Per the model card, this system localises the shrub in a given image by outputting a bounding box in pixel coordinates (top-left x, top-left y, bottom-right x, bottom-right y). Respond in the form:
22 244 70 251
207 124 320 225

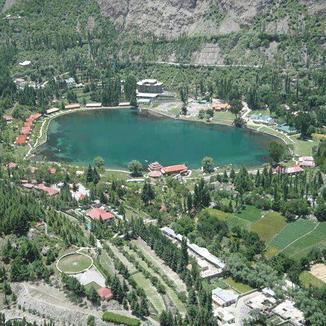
102 312 140 326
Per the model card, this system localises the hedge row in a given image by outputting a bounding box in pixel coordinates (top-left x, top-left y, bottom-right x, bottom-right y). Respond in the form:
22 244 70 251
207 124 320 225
102 312 140 326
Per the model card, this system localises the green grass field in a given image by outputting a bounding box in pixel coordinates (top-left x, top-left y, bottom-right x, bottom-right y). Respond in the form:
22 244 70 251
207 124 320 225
223 277 253 294
233 206 262 222
250 211 287 242
283 222 326 259
268 219 316 250
299 271 326 289
132 272 165 314
57 253 93 273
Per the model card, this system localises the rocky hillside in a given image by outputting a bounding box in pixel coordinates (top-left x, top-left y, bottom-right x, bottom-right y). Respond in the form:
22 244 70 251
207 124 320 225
96 0 326 38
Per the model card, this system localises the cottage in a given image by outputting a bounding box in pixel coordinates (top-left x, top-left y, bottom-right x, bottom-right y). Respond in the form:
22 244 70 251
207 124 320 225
97 287 113 300
2 114 13 123
48 167 56 174
298 156 315 168
36 183 59 197
65 77 76 88
16 134 27 145
161 164 188 175
148 171 163 178
21 126 31 135
46 108 60 115
148 162 163 171
65 103 80 110
86 208 114 221
285 166 304 175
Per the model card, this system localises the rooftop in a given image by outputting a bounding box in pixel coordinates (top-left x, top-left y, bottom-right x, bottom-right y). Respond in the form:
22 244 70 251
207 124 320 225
162 164 188 175
86 208 114 221
272 300 304 325
212 287 238 305
97 287 113 300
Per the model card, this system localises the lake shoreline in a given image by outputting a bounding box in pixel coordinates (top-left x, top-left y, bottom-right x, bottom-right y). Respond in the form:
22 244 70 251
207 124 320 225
29 105 287 173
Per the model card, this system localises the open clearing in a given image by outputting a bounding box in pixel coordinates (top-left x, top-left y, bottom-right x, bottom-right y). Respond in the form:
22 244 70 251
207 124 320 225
309 263 326 284
223 277 253 294
233 206 262 222
300 271 326 289
57 253 93 274
251 211 286 242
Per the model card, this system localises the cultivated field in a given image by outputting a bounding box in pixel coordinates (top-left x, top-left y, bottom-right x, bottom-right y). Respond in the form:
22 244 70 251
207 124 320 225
250 211 286 242
310 264 326 284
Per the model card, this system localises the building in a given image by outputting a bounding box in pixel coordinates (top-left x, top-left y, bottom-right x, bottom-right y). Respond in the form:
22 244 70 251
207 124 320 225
298 156 315 168
285 166 304 175
97 287 113 300
277 124 297 135
272 300 305 326
137 79 163 94
46 108 60 115
19 60 31 67
21 126 31 135
86 103 102 108
161 226 225 278
212 100 230 111
36 183 59 197
212 288 238 307
86 208 114 221
2 114 13 123
16 134 27 145
250 114 275 125
65 103 80 110
7 162 18 170
48 167 56 174
65 77 76 88
148 171 163 178
148 162 163 171
246 291 276 312
161 164 188 175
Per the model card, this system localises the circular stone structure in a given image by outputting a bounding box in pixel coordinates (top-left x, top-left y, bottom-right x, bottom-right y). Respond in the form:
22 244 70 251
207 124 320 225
56 252 93 274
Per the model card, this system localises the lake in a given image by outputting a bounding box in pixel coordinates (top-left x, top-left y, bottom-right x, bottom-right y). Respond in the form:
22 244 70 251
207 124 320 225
36 109 274 169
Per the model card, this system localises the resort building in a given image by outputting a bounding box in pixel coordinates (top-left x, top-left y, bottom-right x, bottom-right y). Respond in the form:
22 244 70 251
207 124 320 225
97 287 113 300
46 108 60 115
298 156 315 168
277 123 297 135
148 171 163 179
15 134 27 145
245 291 276 312
36 183 60 197
161 164 188 176
249 114 275 125
212 100 230 111
7 162 18 170
86 207 115 222
285 165 304 175
19 60 31 67
149 162 163 171
2 114 13 124
272 300 305 326
86 103 102 108
161 226 225 278
137 79 163 94
65 103 80 110
212 288 239 307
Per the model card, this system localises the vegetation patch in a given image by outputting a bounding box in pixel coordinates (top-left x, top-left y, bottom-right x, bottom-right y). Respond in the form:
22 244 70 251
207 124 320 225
226 215 251 230
283 223 326 259
223 277 253 294
57 253 93 274
102 312 140 326
268 219 315 250
233 205 262 222
250 211 286 242
299 271 326 289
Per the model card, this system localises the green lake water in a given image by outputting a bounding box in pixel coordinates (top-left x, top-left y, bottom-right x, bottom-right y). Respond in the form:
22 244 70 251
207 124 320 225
36 109 274 169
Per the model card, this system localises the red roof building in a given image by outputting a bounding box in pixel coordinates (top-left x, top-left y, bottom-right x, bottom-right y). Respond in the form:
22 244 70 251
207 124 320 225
97 287 113 300
36 183 59 196
29 113 42 121
16 134 27 145
21 126 32 135
86 208 114 221
285 166 304 175
7 162 18 170
162 164 188 175
148 170 162 178
65 103 80 110
149 162 163 171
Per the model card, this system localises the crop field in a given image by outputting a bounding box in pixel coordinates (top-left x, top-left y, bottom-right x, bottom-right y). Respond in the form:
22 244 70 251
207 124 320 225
268 219 316 250
283 222 326 259
250 211 287 242
233 206 262 222
299 271 326 289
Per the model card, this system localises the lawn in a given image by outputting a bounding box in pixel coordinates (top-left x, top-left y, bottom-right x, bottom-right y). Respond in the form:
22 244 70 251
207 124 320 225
290 136 317 156
283 222 326 259
233 206 262 222
132 272 165 314
226 215 252 230
223 277 253 294
202 208 231 221
250 211 287 242
85 281 101 291
299 271 326 289
268 219 316 250
57 253 93 273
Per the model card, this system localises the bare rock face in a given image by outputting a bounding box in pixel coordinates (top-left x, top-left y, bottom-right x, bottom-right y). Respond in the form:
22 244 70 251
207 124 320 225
96 0 272 38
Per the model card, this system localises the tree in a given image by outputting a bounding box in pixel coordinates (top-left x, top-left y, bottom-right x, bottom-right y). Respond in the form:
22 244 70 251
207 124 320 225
94 156 105 170
141 182 155 205
268 141 286 165
295 112 313 139
201 157 215 173
230 99 242 118
87 315 96 326
315 204 326 221
128 160 143 177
